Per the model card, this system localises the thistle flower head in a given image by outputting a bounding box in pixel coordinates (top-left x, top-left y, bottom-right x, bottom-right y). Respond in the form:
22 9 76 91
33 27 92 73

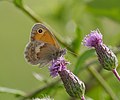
49 56 69 77
83 29 118 71
83 29 120 81
83 29 103 48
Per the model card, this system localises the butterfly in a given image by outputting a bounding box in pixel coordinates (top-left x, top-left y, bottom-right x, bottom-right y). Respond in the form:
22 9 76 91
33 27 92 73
24 23 66 67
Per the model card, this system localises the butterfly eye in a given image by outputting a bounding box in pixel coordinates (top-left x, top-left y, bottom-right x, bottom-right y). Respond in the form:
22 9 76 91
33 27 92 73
37 28 43 34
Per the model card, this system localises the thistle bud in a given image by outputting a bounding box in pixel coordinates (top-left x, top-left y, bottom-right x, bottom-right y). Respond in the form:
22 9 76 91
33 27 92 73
59 70 85 99
95 44 118 70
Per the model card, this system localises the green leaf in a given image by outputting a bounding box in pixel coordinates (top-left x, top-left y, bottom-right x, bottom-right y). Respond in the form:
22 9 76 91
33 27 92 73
71 26 82 54
73 49 95 75
0 87 26 97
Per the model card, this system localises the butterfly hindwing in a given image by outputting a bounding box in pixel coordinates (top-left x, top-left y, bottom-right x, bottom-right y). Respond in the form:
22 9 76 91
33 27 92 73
24 40 60 67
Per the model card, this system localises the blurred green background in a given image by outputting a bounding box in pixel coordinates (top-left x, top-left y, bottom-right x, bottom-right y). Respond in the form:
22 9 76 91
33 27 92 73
0 0 120 100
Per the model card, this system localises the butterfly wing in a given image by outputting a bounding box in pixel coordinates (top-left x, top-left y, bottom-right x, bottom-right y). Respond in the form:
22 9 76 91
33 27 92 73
24 40 60 67
30 23 60 48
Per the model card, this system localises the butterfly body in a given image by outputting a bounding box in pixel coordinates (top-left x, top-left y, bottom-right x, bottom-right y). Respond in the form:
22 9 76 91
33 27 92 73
24 23 66 67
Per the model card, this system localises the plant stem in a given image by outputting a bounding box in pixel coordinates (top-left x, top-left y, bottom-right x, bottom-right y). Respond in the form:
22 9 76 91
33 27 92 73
88 67 118 100
22 5 42 23
112 68 120 81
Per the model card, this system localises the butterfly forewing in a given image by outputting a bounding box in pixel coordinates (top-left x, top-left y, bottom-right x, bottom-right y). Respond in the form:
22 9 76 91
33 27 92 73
30 23 60 48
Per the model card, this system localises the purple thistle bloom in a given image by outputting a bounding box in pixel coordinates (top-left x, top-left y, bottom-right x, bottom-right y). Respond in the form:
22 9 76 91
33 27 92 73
83 29 120 81
83 29 103 48
49 56 69 77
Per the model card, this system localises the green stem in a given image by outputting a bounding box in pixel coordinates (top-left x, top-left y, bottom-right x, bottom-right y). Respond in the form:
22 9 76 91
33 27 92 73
88 67 118 100
22 5 42 23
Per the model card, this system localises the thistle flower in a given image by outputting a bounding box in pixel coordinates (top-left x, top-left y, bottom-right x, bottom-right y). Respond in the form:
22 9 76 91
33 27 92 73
49 56 69 77
83 29 120 81
83 30 103 48
49 56 86 99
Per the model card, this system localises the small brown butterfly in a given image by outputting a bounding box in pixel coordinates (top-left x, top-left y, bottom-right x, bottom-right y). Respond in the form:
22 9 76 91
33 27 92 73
24 23 66 67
